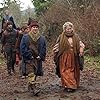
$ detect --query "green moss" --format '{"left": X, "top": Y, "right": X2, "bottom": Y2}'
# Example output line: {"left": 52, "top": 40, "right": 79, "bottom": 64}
{"left": 85, "top": 55, "right": 100, "bottom": 71}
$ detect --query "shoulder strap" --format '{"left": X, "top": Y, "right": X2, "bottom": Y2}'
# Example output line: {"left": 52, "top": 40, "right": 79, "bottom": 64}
{"left": 28, "top": 35, "right": 39, "bottom": 57}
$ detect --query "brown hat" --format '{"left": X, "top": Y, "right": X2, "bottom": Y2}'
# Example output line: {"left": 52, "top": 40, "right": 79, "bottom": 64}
{"left": 21, "top": 25, "right": 29, "bottom": 30}
{"left": 29, "top": 21, "right": 39, "bottom": 28}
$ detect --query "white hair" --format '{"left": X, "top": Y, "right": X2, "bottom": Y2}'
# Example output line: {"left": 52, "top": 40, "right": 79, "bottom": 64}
{"left": 63, "top": 22, "right": 74, "bottom": 31}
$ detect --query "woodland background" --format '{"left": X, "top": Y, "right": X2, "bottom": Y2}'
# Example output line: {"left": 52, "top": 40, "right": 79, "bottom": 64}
{"left": 0, "top": 0, "right": 100, "bottom": 56}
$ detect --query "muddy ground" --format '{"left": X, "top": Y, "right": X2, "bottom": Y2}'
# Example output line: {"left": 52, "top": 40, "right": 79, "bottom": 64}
{"left": 0, "top": 52, "right": 100, "bottom": 100}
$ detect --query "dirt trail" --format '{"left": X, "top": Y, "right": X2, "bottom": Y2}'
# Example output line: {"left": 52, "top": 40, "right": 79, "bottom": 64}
{"left": 0, "top": 53, "right": 100, "bottom": 100}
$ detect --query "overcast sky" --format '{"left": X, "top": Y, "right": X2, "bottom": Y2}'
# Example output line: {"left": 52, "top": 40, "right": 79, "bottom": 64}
{"left": 20, "top": 0, "right": 34, "bottom": 10}
{"left": 0, "top": 0, "right": 34, "bottom": 10}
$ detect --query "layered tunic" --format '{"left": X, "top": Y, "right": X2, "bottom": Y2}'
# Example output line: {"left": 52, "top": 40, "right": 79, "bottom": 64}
{"left": 20, "top": 34, "right": 46, "bottom": 76}
{"left": 1, "top": 29, "right": 18, "bottom": 74}
{"left": 53, "top": 33, "right": 85, "bottom": 89}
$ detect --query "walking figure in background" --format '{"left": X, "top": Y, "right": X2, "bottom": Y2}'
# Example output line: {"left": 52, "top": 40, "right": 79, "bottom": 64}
{"left": 20, "top": 20, "right": 46, "bottom": 95}
{"left": 1, "top": 21, "right": 18, "bottom": 75}
{"left": 0, "top": 9, "right": 16, "bottom": 38}
{"left": 53, "top": 22, "right": 85, "bottom": 92}
{"left": 16, "top": 25, "right": 30, "bottom": 78}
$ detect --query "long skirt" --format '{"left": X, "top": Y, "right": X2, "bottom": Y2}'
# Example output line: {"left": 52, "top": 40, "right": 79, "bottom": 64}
{"left": 59, "top": 50, "right": 80, "bottom": 89}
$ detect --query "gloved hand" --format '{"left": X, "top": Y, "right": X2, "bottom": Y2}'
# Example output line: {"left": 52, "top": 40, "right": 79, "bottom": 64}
{"left": 36, "top": 56, "right": 41, "bottom": 60}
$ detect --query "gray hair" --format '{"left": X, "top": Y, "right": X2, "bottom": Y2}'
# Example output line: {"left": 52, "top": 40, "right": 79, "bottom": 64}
{"left": 63, "top": 22, "right": 74, "bottom": 31}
